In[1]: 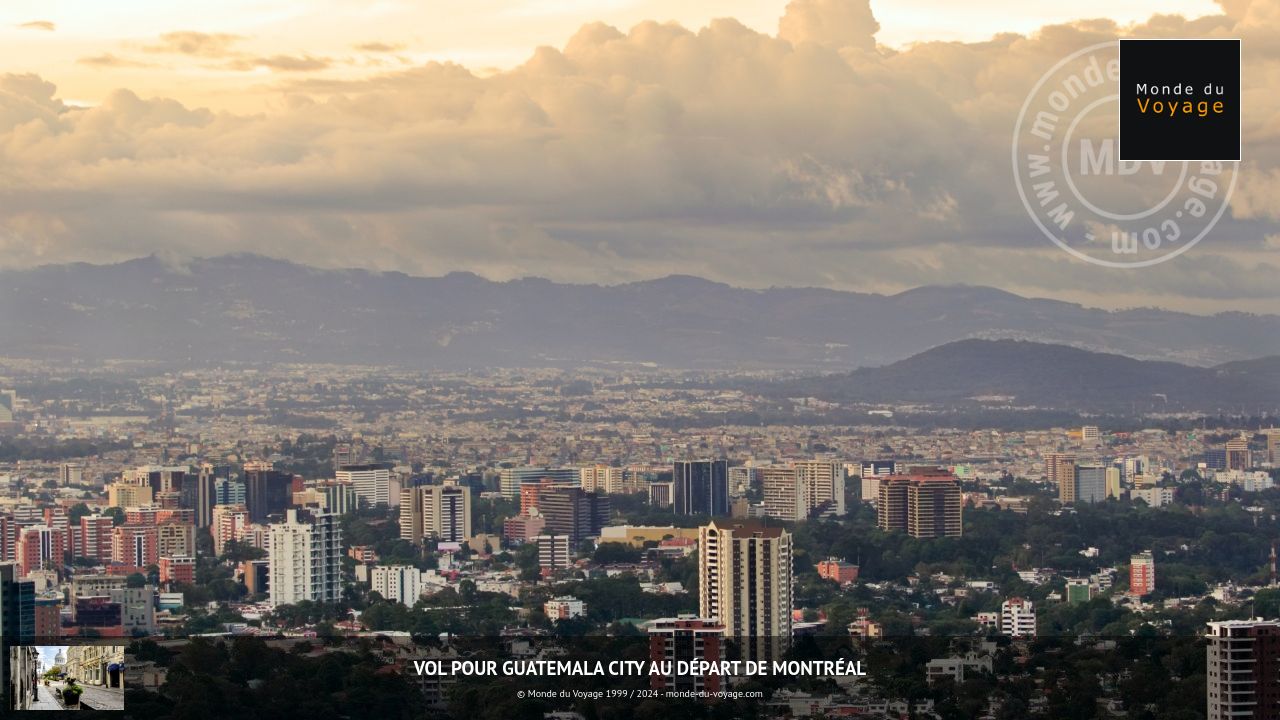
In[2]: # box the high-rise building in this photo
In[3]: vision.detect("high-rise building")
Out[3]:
[129,465,190,497]
[1266,430,1280,465]
[1226,436,1251,472]
[536,534,572,576]
[78,515,115,563]
[107,482,154,508]
[268,509,343,606]
[1045,453,1078,503]
[1,563,36,706]
[212,504,252,556]
[156,522,195,559]
[60,463,85,487]
[876,470,963,538]
[540,487,610,544]
[371,565,424,606]
[499,467,580,500]
[400,481,473,544]
[1081,425,1101,445]
[244,461,295,522]
[17,525,64,576]
[760,462,847,520]
[1000,597,1036,637]
[1130,551,1155,597]
[195,463,233,529]
[1206,620,1280,720]
[295,480,356,516]
[698,520,792,662]
[648,481,674,508]
[337,462,395,508]
[674,460,729,516]
[1074,464,1108,504]
[760,466,809,521]
[0,562,36,643]
[859,460,896,504]
[579,465,624,494]
[111,524,159,569]
[647,616,725,694]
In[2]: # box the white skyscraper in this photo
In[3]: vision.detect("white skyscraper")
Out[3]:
[336,463,393,508]
[400,481,472,544]
[268,509,343,606]
[1000,597,1036,637]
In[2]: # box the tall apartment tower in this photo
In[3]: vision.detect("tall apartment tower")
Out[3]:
[1045,453,1078,503]
[539,487,610,544]
[268,509,343,606]
[698,520,793,662]
[1130,551,1156,597]
[337,462,394,509]
[1206,620,1280,720]
[244,461,295,522]
[760,461,847,520]
[579,465,624,494]
[674,460,729,516]
[1074,464,1108,504]
[195,463,233,528]
[877,470,963,538]
[400,481,473,544]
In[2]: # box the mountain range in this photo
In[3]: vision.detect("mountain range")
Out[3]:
[1,254,1278,370]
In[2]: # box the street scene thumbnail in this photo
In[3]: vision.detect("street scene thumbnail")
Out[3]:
[6,645,125,711]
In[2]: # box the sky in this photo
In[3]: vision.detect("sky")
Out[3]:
[35,646,68,670]
[1,0,1278,314]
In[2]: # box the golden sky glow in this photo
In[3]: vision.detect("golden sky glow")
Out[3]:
[2,0,1221,110]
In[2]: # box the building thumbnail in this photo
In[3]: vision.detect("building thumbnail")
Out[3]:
[698,520,792,661]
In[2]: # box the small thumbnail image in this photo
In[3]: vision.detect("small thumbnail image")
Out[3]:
[7,645,125,711]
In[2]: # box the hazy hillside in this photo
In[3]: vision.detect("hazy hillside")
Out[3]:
[775,339,1280,413]
[2,255,1278,369]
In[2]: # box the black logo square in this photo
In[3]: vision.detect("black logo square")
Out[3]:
[1119,39,1240,161]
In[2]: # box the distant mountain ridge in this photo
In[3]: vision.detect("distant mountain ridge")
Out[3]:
[775,339,1280,413]
[1,254,1278,370]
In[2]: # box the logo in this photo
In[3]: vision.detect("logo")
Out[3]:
[1012,41,1237,268]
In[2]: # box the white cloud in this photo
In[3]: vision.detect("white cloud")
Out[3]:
[0,0,1278,312]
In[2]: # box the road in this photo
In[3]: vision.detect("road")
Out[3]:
[77,683,126,710]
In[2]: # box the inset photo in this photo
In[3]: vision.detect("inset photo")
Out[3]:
[6,646,125,711]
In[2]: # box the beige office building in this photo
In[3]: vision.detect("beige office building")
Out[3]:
[698,520,793,662]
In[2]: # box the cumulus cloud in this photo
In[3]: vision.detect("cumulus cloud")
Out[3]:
[2,0,1280,312]
[144,31,243,57]
[18,21,55,32]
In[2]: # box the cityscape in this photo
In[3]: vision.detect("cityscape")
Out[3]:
[0,358,1278,717]
[3,0,1280,718]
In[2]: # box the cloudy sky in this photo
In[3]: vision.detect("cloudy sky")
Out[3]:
[1,0,1278,313]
